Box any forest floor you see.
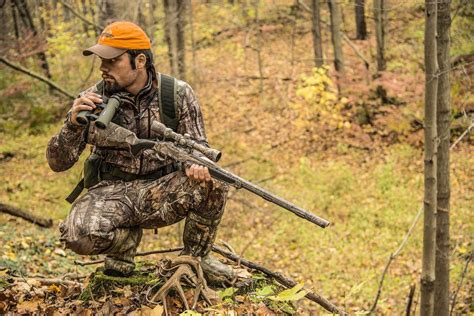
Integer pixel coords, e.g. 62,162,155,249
1,1,473,315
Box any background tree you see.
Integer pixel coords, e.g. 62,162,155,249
12,0,52,79
99,0,115,24
311,0,324,67
435,0,451,314
164,0,187,80
420,0,439,314
373,0,386,72
355,0,367,40
327,0,344,73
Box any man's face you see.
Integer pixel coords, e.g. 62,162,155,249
99,53,138,93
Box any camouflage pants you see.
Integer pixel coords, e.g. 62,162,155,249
59,172,228,274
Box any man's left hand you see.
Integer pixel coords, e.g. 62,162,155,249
185,164,212,182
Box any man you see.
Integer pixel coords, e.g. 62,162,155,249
47,21,233,280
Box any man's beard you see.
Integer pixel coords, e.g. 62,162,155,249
105,81,123,94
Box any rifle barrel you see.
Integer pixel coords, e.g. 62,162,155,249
208,166,330,228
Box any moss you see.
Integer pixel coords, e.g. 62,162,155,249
79,270,161,301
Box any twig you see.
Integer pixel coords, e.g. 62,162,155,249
0,202,53,228
369,121,474,314
13,277,80,287
450,252,472,316
212,245,347,315
57,0,103,31
0,57,75,99
74,247,184,266
406,284,416,316
450,121,473,150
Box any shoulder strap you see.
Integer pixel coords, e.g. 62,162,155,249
158,73,179,132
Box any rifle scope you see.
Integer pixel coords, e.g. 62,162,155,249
151,121,222,162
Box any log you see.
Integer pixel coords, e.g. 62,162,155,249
0,202,53,228
212,245,347,315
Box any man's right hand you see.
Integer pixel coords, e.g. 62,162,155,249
69,92,103,126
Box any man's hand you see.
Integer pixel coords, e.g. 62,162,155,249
185,164,212,182
69,92,103,126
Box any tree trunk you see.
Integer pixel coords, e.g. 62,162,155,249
355,0,367,40
434,0,451,315
327,0,344,73
164,0,186,80
374,0,386,72
254,0,264,94
147,0,157,42
311,0,324,67
188,0,197,82
420,0,438,315
10,0,20,39
100,0,115,24
14,0,52,79
81,0,90,34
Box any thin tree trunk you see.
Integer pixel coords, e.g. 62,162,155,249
164,0,186,80
254,0,264,94
147,0,157,42
374,0,386,72
188,0,197,82
420,0,438,314
14,0,52,79
100,0,115,24
311,0,324,67
176,0,186,80
327,0,344,73
10,0,20,39
80,0,90,34
355,0,367,40
435,0,451,315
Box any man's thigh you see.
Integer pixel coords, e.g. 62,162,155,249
59,180,138,254
137,171,210,229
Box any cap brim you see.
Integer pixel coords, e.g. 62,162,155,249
82,44,127,59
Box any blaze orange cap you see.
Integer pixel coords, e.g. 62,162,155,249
83,21,151,59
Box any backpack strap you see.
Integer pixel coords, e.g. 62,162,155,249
158,73,179,132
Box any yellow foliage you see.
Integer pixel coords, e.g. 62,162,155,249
291,67,350,131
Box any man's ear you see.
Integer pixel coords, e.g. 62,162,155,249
135,54,147,69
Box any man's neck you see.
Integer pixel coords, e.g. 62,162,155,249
125,70,148,96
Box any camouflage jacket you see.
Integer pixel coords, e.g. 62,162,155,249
46,67,208,175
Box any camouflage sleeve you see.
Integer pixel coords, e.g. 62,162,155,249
46,114,88,172
176,82,209,148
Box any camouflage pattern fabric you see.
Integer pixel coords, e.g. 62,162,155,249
47,67,208,175
59,173,228,273
48,67,227,274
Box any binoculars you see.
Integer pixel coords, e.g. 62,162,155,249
76,95,121,129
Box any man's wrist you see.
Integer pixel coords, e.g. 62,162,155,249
65,111,85,130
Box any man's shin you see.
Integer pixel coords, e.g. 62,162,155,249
182,211,221,257
104,227,143,276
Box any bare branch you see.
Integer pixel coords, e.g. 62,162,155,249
0,57,75,99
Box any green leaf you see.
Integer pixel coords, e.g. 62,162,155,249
255,285,274,296
268,283,308,302
217,287,237,299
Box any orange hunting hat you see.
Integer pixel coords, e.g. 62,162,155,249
83,21,151,59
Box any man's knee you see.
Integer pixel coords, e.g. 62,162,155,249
192,180,229,219
59,219,114,255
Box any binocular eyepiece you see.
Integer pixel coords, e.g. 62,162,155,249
76,95,121,129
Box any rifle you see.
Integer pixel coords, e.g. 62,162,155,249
128,121,330,229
